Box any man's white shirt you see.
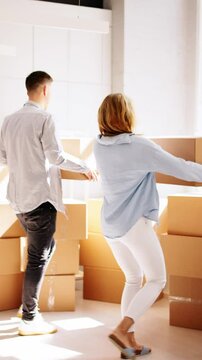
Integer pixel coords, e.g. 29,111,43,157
0,101,89,213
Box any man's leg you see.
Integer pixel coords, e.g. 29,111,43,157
17,202,57,335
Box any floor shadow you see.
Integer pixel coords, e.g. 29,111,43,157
0,327,19,341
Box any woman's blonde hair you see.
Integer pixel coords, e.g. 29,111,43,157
98,93,135,136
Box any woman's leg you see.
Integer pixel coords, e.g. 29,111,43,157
122,217,166,322
106,217,166,353
106,237,143,333
106,238,143,352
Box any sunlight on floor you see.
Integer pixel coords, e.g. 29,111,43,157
0,317,84,360
0,340,82,360
0,318,19,325
0,315,104,359
52,317,104,331
0,317,19,337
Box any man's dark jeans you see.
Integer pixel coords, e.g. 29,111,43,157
17,202,57,321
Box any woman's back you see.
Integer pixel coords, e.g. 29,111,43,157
94,133,159,238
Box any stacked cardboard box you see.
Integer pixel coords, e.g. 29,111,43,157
169,275,202,330
42,136,89,310
39,274,75,311
0,165,8,182
40,199,87,311
60,137,94,160
0,202,25,310
160,194,202,330
60,137,94,180
80,198,125,303
20,199,87,311
0,201,26,238
153,198,168,237
0,220,24,310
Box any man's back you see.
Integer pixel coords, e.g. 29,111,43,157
1,102,53,212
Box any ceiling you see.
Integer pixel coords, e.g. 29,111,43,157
36,0,104,9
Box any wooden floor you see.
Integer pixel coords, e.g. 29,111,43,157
0,286,201,360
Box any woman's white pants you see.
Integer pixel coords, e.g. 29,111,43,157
105,217,166,332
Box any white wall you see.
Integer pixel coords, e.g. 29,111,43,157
106,0,198,137
124,0,198,137
0,0,111,199
0,0,111,137
0,21,33,123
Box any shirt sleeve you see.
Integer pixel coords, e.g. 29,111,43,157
149,140,202,182
0,130,7,165
40,115,90,173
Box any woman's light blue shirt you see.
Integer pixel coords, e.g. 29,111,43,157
94,133,202,238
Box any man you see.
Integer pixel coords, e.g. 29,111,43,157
0,71,95,336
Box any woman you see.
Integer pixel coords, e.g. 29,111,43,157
94,93,202,359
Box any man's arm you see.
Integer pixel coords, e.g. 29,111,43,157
40,115,91,174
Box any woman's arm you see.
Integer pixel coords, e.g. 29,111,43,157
152,141,202,182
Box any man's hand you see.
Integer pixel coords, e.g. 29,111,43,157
85,170,98,181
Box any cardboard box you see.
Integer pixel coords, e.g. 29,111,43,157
169,300,202,330
83,266,164,304
0,200,86,240
167,194,202,237
87,198,103,233
0,165,8,182
169,275,202,300
169,275,202,330
55,199,87,240
83,266,125,303
0,201,26,238
60,138,94,160
0,273,23,310
21,238,79,275
61,170,88,180
80,232,120,269
160,234,202,278
0,238,21,274
39,275,75,311
151,137,202,186
153,198,168,236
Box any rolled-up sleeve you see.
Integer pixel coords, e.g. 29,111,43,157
41,115,90,173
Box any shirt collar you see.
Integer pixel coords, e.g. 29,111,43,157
96,133,135,145
24,100,42,109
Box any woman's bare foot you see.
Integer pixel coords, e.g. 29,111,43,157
109,316,134,349
111,329,132,349
127,332,143,350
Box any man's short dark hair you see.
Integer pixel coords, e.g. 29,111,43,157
25,71,53,92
